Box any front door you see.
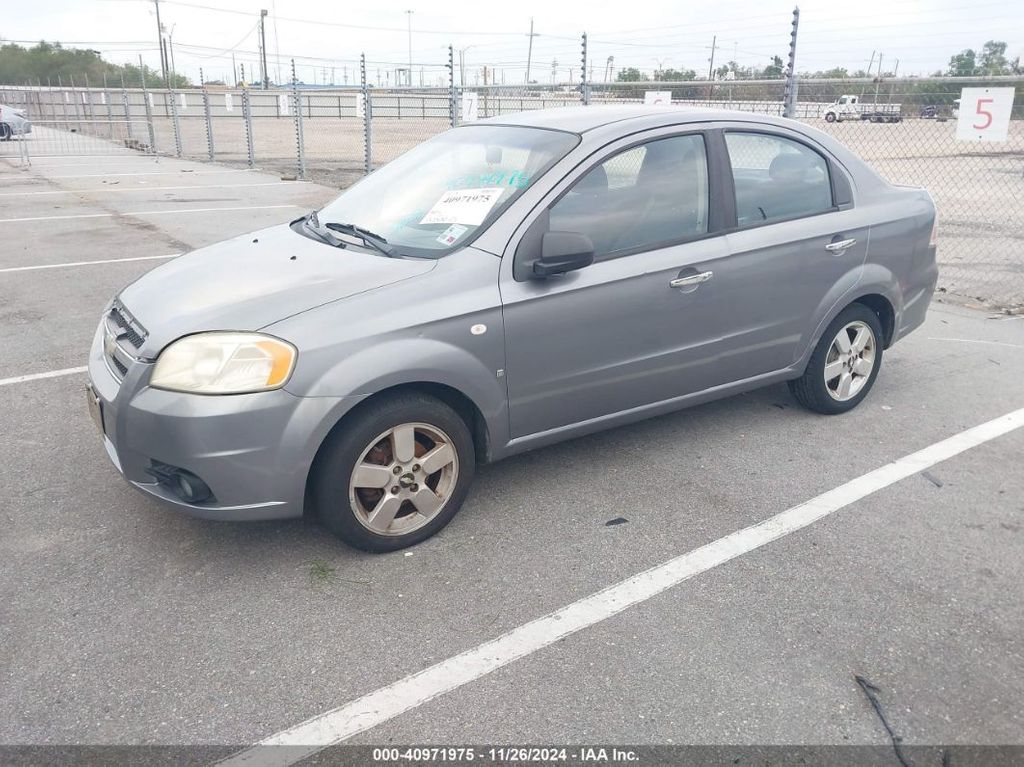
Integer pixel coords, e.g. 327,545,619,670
500,131,732,440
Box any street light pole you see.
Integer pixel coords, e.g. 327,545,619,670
259,9,270,89
405,10,413,87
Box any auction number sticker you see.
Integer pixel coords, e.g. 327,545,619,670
420,187,504,226
956,87,1015,142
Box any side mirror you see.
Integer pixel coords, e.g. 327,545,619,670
532,231,595,278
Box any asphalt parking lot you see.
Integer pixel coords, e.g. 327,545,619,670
1,149,1023,758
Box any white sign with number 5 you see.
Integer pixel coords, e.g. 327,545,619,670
956,87,1015,142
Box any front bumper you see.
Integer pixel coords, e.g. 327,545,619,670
87,323,357,521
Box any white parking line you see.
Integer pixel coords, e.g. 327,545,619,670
0,169,259,180
0,182,305,197
0,367,88,387
219,405,1024,766
0,253,180,274
927,336,1024,349
0,204,299,223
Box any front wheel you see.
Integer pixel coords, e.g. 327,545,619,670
0,124,11,141
789,304,884,415
311,392,476,552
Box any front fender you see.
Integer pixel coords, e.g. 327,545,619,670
285,337,510,456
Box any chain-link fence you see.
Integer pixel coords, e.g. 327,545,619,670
1,74,1021,308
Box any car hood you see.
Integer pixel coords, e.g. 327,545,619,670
118,222,435,356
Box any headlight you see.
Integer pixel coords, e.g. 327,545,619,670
151,332,297,394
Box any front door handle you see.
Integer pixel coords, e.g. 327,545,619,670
825,237,857,254
669,270,714,289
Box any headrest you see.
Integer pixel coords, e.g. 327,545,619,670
769,152,815,182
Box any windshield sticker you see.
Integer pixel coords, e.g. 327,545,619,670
436,224,469,246
448,171,530,189
420,187,504,226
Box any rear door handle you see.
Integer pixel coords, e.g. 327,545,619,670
669,270,714,289
825,237,857,254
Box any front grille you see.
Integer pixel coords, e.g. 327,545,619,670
108,304,147,351
103,301,148,383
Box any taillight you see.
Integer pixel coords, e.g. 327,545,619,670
929,216,938,248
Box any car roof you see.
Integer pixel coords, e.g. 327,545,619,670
478,104,797,134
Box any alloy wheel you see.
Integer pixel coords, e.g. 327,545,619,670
348,422,460,536
823,320,876,401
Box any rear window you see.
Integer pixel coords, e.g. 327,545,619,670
725,132,833,226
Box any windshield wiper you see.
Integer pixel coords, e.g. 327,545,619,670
300,209,345,247
324,222,397,257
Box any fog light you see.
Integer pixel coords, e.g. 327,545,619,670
147,462,215,504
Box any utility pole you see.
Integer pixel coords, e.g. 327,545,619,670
153,0,168,86
161,37,171,86
707,34,717,99
405,10,413,87
259,9,270,88
232,53,238,86
525,17,537,84
782,6,800,118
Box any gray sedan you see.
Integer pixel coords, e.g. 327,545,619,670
87,106,937,551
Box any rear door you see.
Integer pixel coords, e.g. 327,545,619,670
716,128,869,377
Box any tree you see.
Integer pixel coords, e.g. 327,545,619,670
615,67,648,82
655,67,696,82
762,56,785,79
0,41,190,87
947,49,977,76
978,40,1010,75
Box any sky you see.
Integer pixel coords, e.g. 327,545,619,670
2,0,1022,85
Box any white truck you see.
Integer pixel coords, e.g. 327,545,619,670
823,95,902,124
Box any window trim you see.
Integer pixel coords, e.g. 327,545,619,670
513,129,724,281
720,127,848,232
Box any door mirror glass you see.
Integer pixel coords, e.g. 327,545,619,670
532,231,595,277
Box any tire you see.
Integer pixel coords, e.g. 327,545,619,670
311,392,476,552
789,304,884,415
824,112,836,123
0,124,11,141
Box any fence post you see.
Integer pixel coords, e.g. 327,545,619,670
200,68,215,162
69,74,82,121
84,73,95,121
448,45,457,127
103,72,114,140
580,32,590,105
290,59,306,179
120,73,134,141
782,6,800,118
140,74,157,153
168,86,183,157
360,53,372,175
241,85,255,168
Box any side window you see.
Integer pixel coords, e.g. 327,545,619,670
548,134,709,260
725,132,833,226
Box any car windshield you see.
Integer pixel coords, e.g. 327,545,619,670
314,125,578,258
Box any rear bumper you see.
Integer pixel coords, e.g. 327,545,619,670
87,323,359,521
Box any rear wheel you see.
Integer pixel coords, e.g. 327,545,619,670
0,124,11,141
824,112,837,123
311,392,476,552
789,304,884,415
